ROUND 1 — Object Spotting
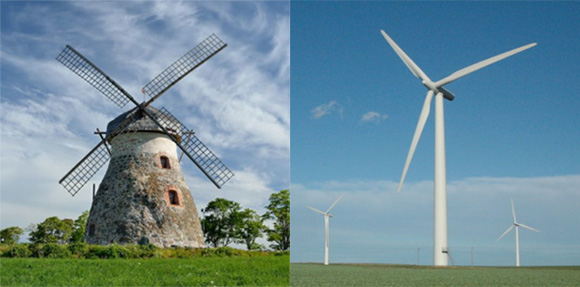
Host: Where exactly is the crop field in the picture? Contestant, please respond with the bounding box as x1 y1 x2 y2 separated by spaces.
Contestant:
1 256 289 286
290 263 580 287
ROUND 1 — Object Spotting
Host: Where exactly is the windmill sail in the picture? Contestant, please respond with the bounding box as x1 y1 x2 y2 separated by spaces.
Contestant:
59 141 110 196
141 34 227 105
56 45 133 108
155 107 234 188
59 110 142 196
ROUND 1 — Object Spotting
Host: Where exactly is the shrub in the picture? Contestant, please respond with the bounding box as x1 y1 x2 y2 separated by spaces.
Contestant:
5 244 31 258
87 244 137 259
68 242 89 258
28 244 45 258
202 246 245 257
275 250 290 256
124 244 158 258
109 244 134 258
42 243 72 258
0 244 11 255
87 245 113 259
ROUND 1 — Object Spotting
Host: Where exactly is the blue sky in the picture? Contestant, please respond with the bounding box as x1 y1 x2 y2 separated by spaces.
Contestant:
0 1 289 248
291 2 579 266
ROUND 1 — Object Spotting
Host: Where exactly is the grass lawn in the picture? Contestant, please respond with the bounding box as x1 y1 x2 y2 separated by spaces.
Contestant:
1 256 289 286
290 263 580 287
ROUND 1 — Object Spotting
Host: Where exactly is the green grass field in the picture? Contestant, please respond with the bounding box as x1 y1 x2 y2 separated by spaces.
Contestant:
290 263 580 287
0 256 289 286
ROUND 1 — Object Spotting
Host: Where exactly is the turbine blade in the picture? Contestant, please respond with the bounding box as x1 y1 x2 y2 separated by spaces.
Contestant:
326 194 345 213
397 91 434 193
497 225 514 241
307 206 326 215
511 199 518 223
435 43 536 87
518 223 540 233
380 29 430 82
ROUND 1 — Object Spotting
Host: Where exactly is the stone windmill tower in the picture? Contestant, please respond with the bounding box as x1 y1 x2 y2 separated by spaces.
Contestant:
56 34 234 248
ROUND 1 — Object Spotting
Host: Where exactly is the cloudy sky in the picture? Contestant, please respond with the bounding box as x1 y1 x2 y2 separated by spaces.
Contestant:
0 1 289 244
291 2 579 266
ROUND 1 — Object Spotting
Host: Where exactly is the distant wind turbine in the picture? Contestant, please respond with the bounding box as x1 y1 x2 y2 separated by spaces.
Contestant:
497 199 540 267
307 194 344 266
380 28 536 266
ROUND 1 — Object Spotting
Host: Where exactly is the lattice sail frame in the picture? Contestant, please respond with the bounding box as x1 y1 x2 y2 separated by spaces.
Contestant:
59 110 141 196
156 107 234 188
56 45 130 108
142 34 227 102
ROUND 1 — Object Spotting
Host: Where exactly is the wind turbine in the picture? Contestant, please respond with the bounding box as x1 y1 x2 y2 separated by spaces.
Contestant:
497 199 540 267
380 28 536 266
307 194 344 266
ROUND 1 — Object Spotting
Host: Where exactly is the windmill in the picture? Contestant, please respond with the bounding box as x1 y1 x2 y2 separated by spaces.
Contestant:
380 28 536 266
497 199 540 267
307 194 344 265
57 34 234 247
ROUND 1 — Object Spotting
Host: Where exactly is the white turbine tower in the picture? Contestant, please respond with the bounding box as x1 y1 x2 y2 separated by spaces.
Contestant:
307 194 344 266
497 199 540 267
380 28 536 266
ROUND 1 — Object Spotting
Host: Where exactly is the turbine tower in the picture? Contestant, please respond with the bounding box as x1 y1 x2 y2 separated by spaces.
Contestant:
380 28 536 266
497 199 540 267
307 194 344 266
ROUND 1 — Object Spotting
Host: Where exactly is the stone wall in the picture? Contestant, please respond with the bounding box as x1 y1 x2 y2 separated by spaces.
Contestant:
85 132 204 248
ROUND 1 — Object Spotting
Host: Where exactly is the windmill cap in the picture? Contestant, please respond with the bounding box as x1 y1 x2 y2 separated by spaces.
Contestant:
106 106 183 142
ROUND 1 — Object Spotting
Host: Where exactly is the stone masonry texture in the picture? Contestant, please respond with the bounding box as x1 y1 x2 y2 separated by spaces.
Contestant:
85 131 204 248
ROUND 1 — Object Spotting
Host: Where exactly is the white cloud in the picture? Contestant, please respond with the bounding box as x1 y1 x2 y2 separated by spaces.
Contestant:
360 111 388 123
291 175 580 265
311 101 344 119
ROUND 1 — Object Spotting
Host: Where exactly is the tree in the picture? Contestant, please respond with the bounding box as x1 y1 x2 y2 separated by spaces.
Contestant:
236 208 266 250
70 210 89 243
29 216 74 244
263 189 290 250
0 226 24 245
201 198 242 248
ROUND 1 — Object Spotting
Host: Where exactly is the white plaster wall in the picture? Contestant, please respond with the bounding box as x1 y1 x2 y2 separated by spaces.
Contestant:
111 132 178 159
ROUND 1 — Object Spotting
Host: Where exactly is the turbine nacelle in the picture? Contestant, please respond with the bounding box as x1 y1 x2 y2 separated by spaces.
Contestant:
421 80 456 101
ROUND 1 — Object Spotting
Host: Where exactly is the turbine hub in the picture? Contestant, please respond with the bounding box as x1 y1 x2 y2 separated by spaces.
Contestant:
421 80 439 93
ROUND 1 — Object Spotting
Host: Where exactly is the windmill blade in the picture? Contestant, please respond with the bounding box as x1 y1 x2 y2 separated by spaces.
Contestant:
59 141 110 196
397 90 434 193
141 34 227 106
154 107 234 188
56 45 136 108
497 225 514 241
307 206 326 215
59 109 142 196
326 194 345 213
511 199 518 223
435 43 537 88
380 29 431 82
518 223 540 233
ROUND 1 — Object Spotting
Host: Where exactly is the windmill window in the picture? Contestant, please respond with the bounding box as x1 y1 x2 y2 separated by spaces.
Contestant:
160 156 171 169
168 190 179 205
88 224 95 236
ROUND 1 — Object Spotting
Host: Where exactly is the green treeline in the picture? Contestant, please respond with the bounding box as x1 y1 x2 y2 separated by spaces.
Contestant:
0 243 288 259
1 190 290 254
